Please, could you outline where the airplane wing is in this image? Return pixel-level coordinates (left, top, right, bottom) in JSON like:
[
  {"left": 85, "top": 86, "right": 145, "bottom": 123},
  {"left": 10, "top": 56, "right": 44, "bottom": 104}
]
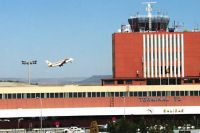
[{"left": 58, "top": 61, "right": 65, "bottom": 67}]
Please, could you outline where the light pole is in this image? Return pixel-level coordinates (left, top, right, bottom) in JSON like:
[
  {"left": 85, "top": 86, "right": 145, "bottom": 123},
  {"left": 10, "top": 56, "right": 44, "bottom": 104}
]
[
  {"left": 37, "top": 97, "right": 43, "bottom": 133},
  {"left": 18, "top": 118, "right": 23, "bottom": 128},
  {"left": 123, "top": 96, "right": 126, "bottom": 119},
  {"left": 123, "top": 86, "right": 129, "bottom": 119},
  {"left": 21, "top": 60, "right": 37, "bottom": 84}
]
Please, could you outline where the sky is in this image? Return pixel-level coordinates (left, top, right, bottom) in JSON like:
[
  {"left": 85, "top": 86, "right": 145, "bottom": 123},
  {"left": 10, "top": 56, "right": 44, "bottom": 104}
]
[{"left": 0, "top": 0, "right": 199, "bottom": 79}]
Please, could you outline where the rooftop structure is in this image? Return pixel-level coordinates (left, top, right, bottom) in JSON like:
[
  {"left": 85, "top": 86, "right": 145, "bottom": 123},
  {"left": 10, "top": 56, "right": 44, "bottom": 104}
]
[{"left": 128, "top": 2, "right": 170, "bottom": 32}]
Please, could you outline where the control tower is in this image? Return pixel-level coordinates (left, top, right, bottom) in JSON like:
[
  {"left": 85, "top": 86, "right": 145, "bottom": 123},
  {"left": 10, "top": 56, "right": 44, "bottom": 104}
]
[
  {"left": 102, "top": 1, "right": 200, "bottom": 86},
  {"left": 128, "top": 2, "right": 170, "bottom": 32}
]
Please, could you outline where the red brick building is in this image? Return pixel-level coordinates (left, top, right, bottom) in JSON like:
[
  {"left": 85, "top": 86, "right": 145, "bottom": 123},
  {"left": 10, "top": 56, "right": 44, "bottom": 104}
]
[{"left": 102, "top": 3, "right": 200, "bottom": 86}]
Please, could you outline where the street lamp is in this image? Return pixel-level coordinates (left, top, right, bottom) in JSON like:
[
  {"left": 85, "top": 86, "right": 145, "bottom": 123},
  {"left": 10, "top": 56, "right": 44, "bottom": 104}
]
[
  {"left": 18, "top": 118, "right": 23, "bottom": 128},
  {"left": 123, "top": 86, "right": 129, "bottom": 119},
  {"left": 36, "top": 97, "right": 43, "bottom": 133},
  {"left": 123, "top": 96, "right": 125, "bottom": 119},
  {"left": 21, "top": 60, "right": 37, "bottom": 84}
]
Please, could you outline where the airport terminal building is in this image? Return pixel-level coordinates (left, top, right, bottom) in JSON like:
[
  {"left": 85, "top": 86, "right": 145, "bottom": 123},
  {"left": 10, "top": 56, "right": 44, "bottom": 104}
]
[{"left": 1, "top": 2, "right": 200, "bottom": 131}]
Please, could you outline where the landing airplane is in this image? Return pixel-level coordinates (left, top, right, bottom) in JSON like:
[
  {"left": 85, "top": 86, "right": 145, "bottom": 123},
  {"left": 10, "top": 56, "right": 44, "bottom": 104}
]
[{"left": 46, "top": 58, "right": 74, "bottom": 67}]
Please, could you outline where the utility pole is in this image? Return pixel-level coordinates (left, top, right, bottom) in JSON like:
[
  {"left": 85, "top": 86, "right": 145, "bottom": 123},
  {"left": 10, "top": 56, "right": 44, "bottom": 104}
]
[
  {"left": 37, "top": 97, "right": 43, "bottom": 133},
  {"left": 21, "top": 60, "right": 37, "bottom": 84}
]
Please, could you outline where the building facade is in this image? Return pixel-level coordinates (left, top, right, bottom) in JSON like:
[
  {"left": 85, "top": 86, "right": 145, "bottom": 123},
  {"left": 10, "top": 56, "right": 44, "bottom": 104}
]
[{"left": 102, "top": 3, "right": 200, "bottom": 86}]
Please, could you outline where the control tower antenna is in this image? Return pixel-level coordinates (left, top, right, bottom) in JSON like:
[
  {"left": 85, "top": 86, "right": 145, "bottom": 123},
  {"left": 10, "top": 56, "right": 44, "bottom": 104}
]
[{"left": 142, "top": 2, "right": 157, "bottom": 31}]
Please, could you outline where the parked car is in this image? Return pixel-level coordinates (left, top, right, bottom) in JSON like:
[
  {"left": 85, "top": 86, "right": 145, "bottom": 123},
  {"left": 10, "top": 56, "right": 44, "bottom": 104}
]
[
  {"left": 73, "top": 128, "right": 85, "bottom": 133},
  {"left": 69, "top": 126, "right": 78, "bottom": 131},
  {"left": 63, "top": 128, "right": 71, "bottom": 133},
  {"left": 46, "top": 131, "right": 55, "bottom": 133},
  {"left": 64, "top": 126, "right": 85, "bottom": 133}
]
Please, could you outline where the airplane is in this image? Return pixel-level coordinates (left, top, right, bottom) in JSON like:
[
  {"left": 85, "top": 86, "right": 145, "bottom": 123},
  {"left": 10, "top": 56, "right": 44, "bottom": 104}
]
[{"left": 46, "top": 57, "right": 74, "bottom": 67}]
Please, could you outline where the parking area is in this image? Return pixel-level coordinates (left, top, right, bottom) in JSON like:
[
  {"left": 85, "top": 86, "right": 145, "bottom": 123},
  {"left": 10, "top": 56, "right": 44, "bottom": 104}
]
[{"left": 0, "top": 127, "right": 89, "bottom": 133}]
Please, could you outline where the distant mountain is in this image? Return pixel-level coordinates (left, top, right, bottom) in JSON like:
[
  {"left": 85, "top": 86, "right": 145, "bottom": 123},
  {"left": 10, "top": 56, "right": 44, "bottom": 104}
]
[
  {"left": 32, "top": 77, "right": 86, "bottom": 85},
  {"left": 0, "top": 75, "right": 112, "bottom": 85},
  {"left": 0, "top": 78, "right": 25, "bottom": 83},
  {"left": 0, "top": 77, "right": 85, "bottom": 85},
  {"left": 77, "top": 75, "right": 112, "bottom": 85}
]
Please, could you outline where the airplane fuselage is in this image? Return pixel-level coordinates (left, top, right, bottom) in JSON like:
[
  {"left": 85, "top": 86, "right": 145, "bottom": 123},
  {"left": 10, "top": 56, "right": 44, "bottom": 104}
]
[{"left": 46, "top": 58, "right": 73, "bottom": 68}]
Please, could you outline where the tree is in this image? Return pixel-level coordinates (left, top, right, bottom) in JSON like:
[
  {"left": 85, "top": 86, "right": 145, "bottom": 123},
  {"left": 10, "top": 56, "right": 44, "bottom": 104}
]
[
  {"left": 108, "top": 118, "right": 138, "bottom": 133},
  {"left": 89, "top": 121, "right": 99, "bottom": 133}
]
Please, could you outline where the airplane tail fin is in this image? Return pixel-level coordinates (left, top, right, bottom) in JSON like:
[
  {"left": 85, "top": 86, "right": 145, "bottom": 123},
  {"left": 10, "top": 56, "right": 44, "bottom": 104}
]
[{"left": 64, "top": 58, "right": 74, "bottom": 63}]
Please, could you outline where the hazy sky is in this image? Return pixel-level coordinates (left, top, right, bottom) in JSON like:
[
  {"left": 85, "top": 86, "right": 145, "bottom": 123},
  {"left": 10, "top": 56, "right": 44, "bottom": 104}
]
[{"left": 0, "top": 0, "right": 199, "bottom": 78}]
